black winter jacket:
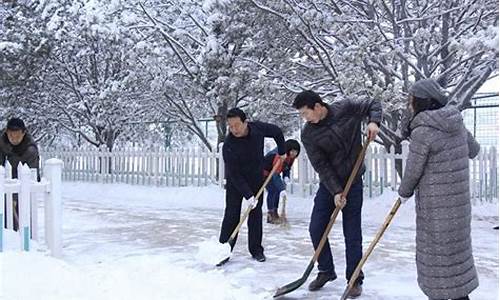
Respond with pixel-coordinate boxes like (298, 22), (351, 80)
(301, 98), (382, 196)
(0, 130), (40, 179)
(223, 121), (285, 199)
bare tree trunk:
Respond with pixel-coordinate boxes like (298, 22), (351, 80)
(216, 101), (228, 145)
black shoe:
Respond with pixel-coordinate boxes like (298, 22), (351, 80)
(308, 272), (337, 291)
(252, 253), (266, 262)
(347, 282), (362, 298)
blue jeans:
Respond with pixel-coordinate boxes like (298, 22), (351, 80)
(309, 180), (364, 283)
(265, 174), (285, 211)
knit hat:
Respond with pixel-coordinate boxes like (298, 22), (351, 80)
(409, 79), (448, 105)
(6, 117), (26, 130)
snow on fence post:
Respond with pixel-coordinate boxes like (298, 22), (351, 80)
(218, 143), (225, 188)
(117, 148), (124, 183)
(0, 166), (4, 252)
(107, 147), (112, 183)
(5, 160), (13, 229)
(165, 148), (170, 187)
(185, 148), (191, 186)
(109, 148), (114, 183)
(373, 146), (379, 192)
(192, 148), (197, 186)
(196, 148), (201, 187)
(492, 147), (498, 200)
(479, 149), (484, 202)
(173, 148), (178, 186)
(208, 147), (213, 185)
(98, 145), (105, 183)
(383, 146), (388, 187)
(126, 147), (132, 185)
(489, 147), (497, 202)
(201, 147), (206, 186)
(298, 149), (308, 198)
(366, 146), (373, 198)
(145, 148), (151, 185)
(179, 148), (183, 185)
(84, 149), (89, 181)
(380, 147), (386, 195)
(161, 148), (167, 186)
(187, 148), (193, 186)
(154, 146), (160, 186)
(44, 158), (63, 257)
(390, 145), (397, 191)
(483, 150), (488, 203)
(19, 164), (31, 251)
(30, 168), (39, 241)
(471, 153), (478, 204)
(175, 148), (180, 186)
(4, 160), (14, 229)
(212, 149), (217, 184)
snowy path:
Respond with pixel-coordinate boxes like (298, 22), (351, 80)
(3, 182), (498, 299)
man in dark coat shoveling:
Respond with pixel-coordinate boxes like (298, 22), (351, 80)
(218, 108), (286, 263)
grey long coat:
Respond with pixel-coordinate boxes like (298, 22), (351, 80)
(398, 106), (480, 299)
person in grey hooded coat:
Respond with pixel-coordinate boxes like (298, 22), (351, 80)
(398, 79), (480, 300)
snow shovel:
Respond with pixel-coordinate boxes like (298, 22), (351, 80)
(279, 193), (290, 229)
(340, 197), (402, 300)
(273, 140), (370, 298)
(216, 159), (283, 266)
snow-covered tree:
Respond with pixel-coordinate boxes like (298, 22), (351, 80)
(0, 1), (55, 142)
(2, 0), (497, 154)
(134, 0), (297, 149)
(39, 0), (158, 150)
(250, 0), (498, 154)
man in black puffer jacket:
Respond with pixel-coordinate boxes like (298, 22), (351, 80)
(0, 117), (40, 231)
(293, 91), (382, 298)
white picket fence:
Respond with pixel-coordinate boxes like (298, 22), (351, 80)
(286, 142), (498, 203)
(0, 159), (63, 257)
(361, 143), (498, 203)
(41, 146), (221, 187)
(41, 143), (498, 203)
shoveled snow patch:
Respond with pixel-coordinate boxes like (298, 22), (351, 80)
(195, 237), (232, 265)
(1, 250), (263, 300)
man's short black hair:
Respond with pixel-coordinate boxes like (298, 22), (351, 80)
(293, 90), (325, 110)
(7, 117), (26, 131)
(227, 107), (247, 122)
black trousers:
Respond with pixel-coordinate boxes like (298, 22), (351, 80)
(219, 181), (264, 256)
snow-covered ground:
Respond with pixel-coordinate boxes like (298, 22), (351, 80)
(1, 182), (498, 299)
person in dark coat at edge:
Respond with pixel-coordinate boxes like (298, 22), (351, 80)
(292, 90), (382, 298)
(219, 108), (286, 262)
(398, 79), (479, 300)
(0, 117), (40, 231)
(262, 139), (300, 224)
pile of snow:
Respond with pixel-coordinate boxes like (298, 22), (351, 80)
(1, 249), (262, 300)
(195, 237), (232, 266)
